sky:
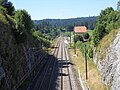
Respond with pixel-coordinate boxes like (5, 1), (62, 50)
(9, 0), (118, 20)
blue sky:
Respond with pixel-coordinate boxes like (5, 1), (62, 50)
(9, 0), (118, 20)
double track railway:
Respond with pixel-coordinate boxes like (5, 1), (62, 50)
(27, 37), (80, 90)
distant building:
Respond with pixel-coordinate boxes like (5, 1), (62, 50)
(74, 26), (87, 33)
(74, 26), (88, 42)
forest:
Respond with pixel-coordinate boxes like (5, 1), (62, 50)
(34, 16), (97, 30)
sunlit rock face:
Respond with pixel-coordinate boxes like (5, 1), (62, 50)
(110, 31), (120, 90)
(93, 31), (120, 90)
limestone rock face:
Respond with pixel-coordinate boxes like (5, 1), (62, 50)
(93, 31), (120, 90)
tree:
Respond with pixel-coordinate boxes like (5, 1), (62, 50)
(93, 7), (120, 46)
(83, 33), (90, 39)
(2, 1), (15, 15)
(93, 30), (100, 46)
(66, 25), (74, 32)
(0, 5), (6, 13)
(0, 0), (15, 16)
(75, 34), (83, 42)
(14, 10), (34, 43)
(14, 10), (33, 33)
(117, 0), (120, 11)
(0, 0), (7, 5)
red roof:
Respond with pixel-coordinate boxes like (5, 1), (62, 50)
(74, 26), (87, 33)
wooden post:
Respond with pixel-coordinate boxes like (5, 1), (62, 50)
(84, 44), (88, 80)
(74, 32), (76, 54)
(70, 31), (71, 47)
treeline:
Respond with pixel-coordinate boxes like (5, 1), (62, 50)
(34, 16), (97, 30)
(34, 17), (97, 40)
(34, 21), (61, 41)
(93, 7), (120, 46)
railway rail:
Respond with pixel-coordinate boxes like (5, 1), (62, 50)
(27, 37), (81, 90)
(59, 37), (73, 90)
(28, 37), (62, 90)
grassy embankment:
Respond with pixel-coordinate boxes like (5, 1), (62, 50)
(96, 29), (119, 60)
(69, 49), (106, 90)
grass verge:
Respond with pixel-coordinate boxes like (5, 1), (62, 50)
(69, 49), (106, 90)
(96, 29), (119, 60)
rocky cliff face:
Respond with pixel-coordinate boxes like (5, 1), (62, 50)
(0, 18), (43, 90)
(93, 30), (120, 90)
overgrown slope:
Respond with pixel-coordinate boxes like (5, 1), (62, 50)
(93, 29), (120, 90)
(0, 13), (45, 90)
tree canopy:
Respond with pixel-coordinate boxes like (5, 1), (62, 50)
(14, 10), (33, 33)
(0, 0), (7, 5)
(117, 0), (120, 11)
(3, 1), (15, 15)
(93, 7), (120, 46)
(13, 10), (34, 43)
(0, 0), (15, 15)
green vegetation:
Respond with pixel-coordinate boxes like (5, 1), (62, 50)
(87, 30), (94, 36)
(14, 10), (34, 33)
(34, 20), (61, 49)
(74, 29), (93, 59)
(0, 0), (52, 48)
(34, 16), (97, 30)
(0, 0), (120, 90)
(74, 6), (120, 60)
(0, 0), (15, 15)
(32, 30), (51, 48)
(13, 10), (34, 43)
(2, 1), (15, 16)
(93, 7), (120, 46)
(0, 0), (6, 5)
(0, 1), (58, 89)
(0, 5), (6, 13)
(70, 2), (120, 90)
(69, 49), (106, 90)
(96, 29), (119, 60)
(83, 32), (90, 39)
(0, 13), (8, 24)
(117, 0), (120, 11)
(36, 21), (60, 40)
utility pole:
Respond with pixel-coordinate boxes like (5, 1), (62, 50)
(70, 31), (71, 47)
(84, 44), (88, 80)
(74, 32), (76, 54)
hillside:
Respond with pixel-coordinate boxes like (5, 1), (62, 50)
(34, 16), (97, 30)
(0, 13), (48, 90)
(93, 29), (120, 90)
(0, 1), (50, 89)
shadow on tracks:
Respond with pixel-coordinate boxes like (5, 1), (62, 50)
(21, 51), (74, 90)
(52, 59), (74, 90)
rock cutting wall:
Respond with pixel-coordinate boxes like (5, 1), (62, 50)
(0, 21), (43, 89)
(93, 30), (120, 90)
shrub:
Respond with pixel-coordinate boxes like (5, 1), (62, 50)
(87, 45), (93, 58)
(0, 13), (8, 24)
(83, 32), (90, 39)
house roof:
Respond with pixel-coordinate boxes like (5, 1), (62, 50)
(74, 26), (87, 33)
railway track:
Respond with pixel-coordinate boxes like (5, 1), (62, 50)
(28, 37), (62, 90)
(27, 37), (80, 90)
(38, 38), (61, 90)
(59, 37), (72, 90)
(58, 37), (79, 90)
